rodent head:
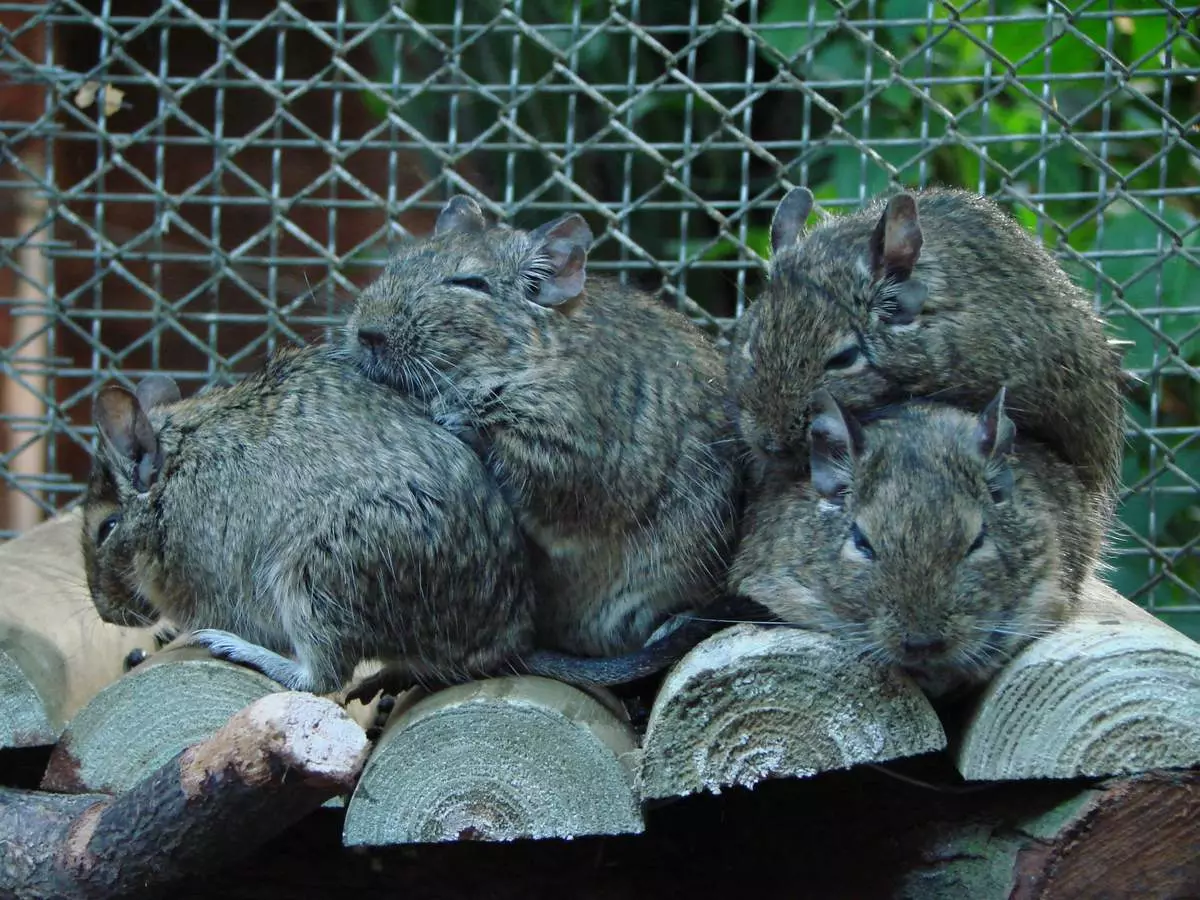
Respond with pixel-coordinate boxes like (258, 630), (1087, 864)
(81, 375), (179, 628)
(729, 187), (931, 477)
(346, 195), (594, 404)
(737, 387), (1066, 696)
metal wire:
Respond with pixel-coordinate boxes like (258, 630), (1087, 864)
(1, 0), (1197, 623)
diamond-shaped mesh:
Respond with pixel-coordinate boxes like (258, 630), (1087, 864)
(2, 1), (1197, 632)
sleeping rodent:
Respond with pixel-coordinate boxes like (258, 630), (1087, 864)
(343, 195), (742, 660)
(729, 186), (1126, 513)
(83, 343), (715, 696)
(729, 387), (1103, 698)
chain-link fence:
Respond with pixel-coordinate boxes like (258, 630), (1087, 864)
(2, 1), (1197, 633)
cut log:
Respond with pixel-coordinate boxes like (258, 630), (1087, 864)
(956, 577), (1200, 781)
(342, 676), (643, 845)
(896, 770), (1200, 900)
(0, 691), (368, 900)
(638, 623), (946, 801)
(41, 647), (281, 793)
(0, 510), (158, 748)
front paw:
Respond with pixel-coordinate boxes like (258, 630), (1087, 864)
(188, 629), (316, 692)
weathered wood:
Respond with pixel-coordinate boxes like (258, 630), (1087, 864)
(896, 770), (1200, 899)
(41, 647), (280, 793)
(342, 676), (643, 845)
(957, 577), (1200, 781)
(638, 623), (947, 800)
(0, 691), (369, 900)
(0, 510), (157, 748)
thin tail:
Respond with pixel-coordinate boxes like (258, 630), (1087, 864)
(518, 595), (768, 688)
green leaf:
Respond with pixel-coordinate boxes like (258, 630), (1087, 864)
(1088, 205), (1198, 371)
(758, 0), (838, 61)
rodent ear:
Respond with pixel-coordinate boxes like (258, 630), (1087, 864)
(870, 192), (923, 280)
(526, 214), (594, 308)
(93, 385), (163, 492)
(977, 386), (1016, 460)
(135, 374), (180, 411)
(770, 187), (814, 257)
(808, 389), (863, 503)
(434, 195), (488, 236)
(977, 387), (1017, 503)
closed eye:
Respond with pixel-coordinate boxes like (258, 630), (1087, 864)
(97, 513), (121, 546)
(825, 344), (861, 371)
(967, 524), (987, 555)
(850, 522), (875, 560)
(446, 275), (492, 296)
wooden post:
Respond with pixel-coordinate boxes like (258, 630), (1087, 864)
(956, 577), (1200, 781)
(41, 647), (281, 794)
(638, 624), (947, 801)
(896, 770), (1200, 899)
(0, 510), (158, 748)
(0, 692), (369, 900)
(342, 676), (643, 845)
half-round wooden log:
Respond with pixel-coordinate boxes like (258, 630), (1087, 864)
(956, 578), (1200, 781)
(1, 692), (368, 900)
(342, 676), (643, 845)
(638, 624), (947, 801)
(41, 646), (280, 793)
(0, 510), (157, 747)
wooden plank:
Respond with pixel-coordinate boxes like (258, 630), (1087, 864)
(956, 577), (1200, 781)
(0, 692), (368, 900)
(0, 511), (158, 747)
(342, 676), (643, 845)
(638, 623), (947, 801)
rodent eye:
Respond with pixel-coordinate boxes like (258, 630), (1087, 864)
(825, 344), (861, 371)
(850, 523), (875, 560)
(967, 524), (988, 555)
(97, 513), (121, 546)
(446, 275), (492, 296)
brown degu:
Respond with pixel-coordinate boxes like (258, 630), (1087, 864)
(82, 343), (540, 695)
(344, 195), (741, 659)
(730, 387), (1102, 698)
(729, 186), (1126, 512)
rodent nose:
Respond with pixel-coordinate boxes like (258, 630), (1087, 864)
(357, 327), (387, 353)
(901, 634), (948, 657)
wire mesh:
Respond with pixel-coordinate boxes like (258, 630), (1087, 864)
(1, 1), (1197, 632)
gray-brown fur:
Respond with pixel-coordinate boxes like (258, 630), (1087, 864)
(81, 344), (536, 694)
(729, 186), (1126, 515)
(344, 196), (740, 657)
(730, 388), (1102, 698)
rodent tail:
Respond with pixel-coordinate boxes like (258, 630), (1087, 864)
(519, 596), (764, 688)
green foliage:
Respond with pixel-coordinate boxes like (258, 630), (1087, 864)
(347, 0), (1199, 619)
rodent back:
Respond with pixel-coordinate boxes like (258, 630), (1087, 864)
(731, 389), (1090, 694)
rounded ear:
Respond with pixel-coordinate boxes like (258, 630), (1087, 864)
(770, 187), (814, 257)
(93, 385), (163, 491)
(529, 212), (594, 251)
(869, 192), (923, 280)
(977, 387), (1016, 504)
(976, 386), (1015, 459)
(135, 374), (180, 411)
(808, 389), (864, 503)
(435, 195), (488, 236)
(525, 214), (594, 308)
